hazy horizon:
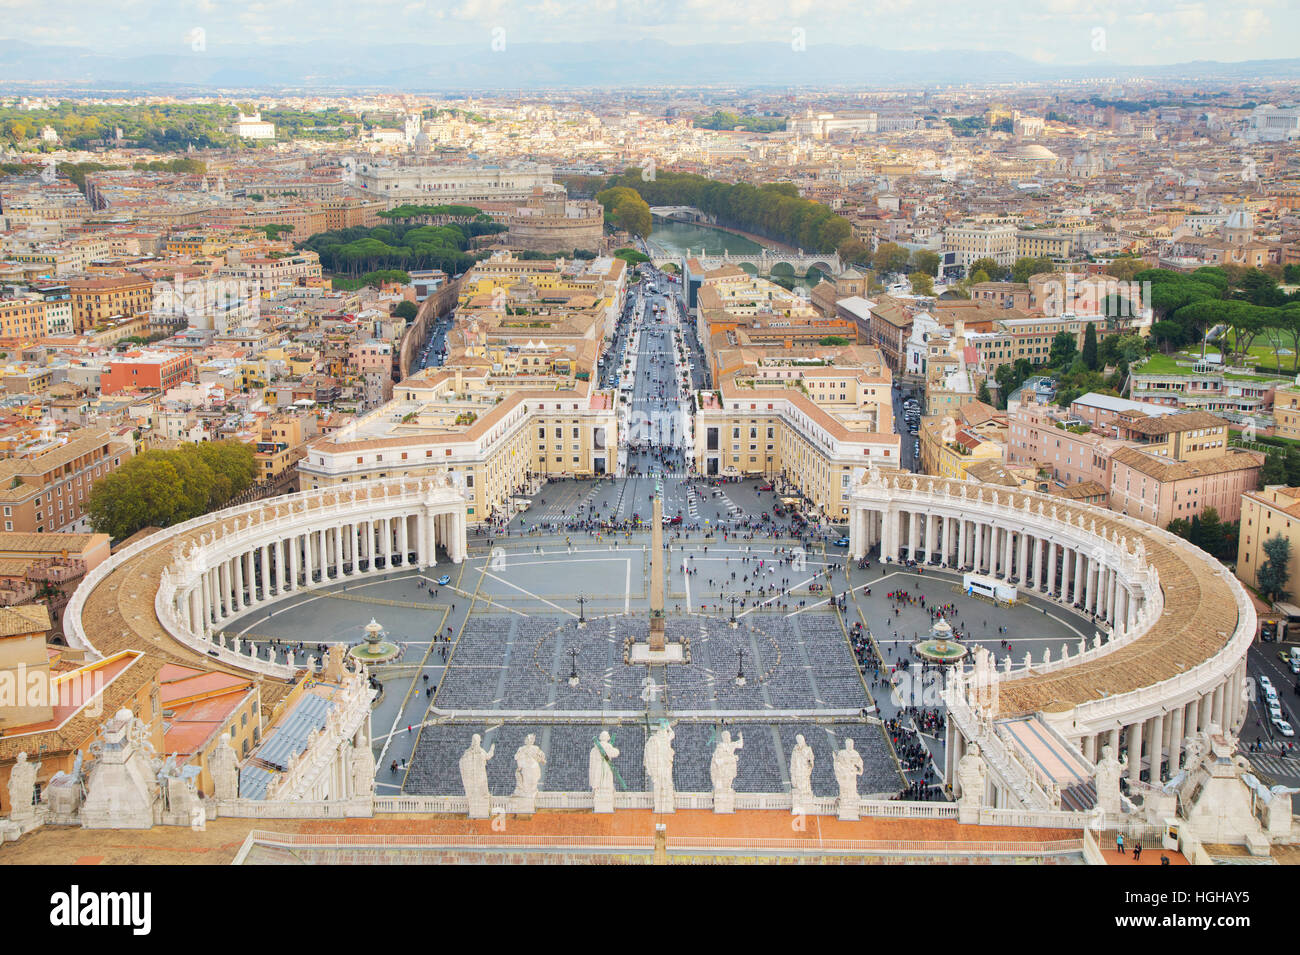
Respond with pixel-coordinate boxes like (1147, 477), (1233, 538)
(1, 0), (1295, 70)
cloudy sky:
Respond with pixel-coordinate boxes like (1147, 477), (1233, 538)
(2, 0), (1294, 66)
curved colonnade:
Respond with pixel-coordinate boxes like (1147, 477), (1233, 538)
(64, 477), (469, 695)
(847, 469), (1255, 808)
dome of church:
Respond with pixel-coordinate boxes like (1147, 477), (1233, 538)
(1225, 207), (1253, 232)
(1008, 144), (1057, 161)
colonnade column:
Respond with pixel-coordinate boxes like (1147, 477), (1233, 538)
(1168, 705), (1185, 774)
(1047, 542), (1058, 596)
(1126, 723), (1142, 785)
(1146, 712), (1164, 783)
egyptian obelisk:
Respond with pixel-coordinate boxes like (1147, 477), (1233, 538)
(649, 484), (666, 651)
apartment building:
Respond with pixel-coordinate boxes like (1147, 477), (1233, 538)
(1239, 486), (1300, 605)
(1273, 381), (1300, 441)
(1130, 364), (1276, 421)
(0, 427), (133, 534)
(1015, 231), (1075, 261)
(1109, 445), (1262, 525)
(68, 275), (153, 333)
(0, 298), (47, 341)
(942, 223), (1018, 271)
(100, 351), (198, 395)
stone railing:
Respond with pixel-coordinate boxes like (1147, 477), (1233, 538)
(946, 689), (1057, 811)
(216, 798), (375, 819)
(66, 473), (465, 667)
(862, 471), (1253, 736)
(155, 566), (296, 679)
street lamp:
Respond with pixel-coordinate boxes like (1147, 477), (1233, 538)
(577, 594), (587, 627)
(728, 594), (738, 628)
(735, 648), (746, 686)
(568, 646), (580, 686)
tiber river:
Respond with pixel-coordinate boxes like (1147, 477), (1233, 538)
(646, 220), (822, 288)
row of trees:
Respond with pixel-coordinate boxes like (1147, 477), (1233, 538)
(378, 204), (489, 222)
(606, 169), (851, 253)
(1167, 507), (1240, 565)
(595, 187), (653, 237)
(87, 442), (257, 541)
(1142, 266), (1300, 369)
(0, 103), (408, 151)
(299, 222), (490, 277)
(693, 111), (786, 133)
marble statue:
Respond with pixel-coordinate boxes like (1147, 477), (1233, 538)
(459, 733), (495, 818)
(956, 743), (987, 822)
(710, 730), (744, 813)
(210, 735), (239, 801)
(589, 730), (620, 813)
(7, 751), (39, 822)
(349, 726), (376, 800)
(790, 734), (815, 811)
(1094, 744), (1126, 815)
(833, 739), (864, 820)
(512, 733), (546, 807)
(644, 725), (676, 813)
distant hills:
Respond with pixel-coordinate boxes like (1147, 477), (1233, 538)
(2, 39), (1299, 91)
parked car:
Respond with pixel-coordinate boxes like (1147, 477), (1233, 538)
(834, 537), (851, 547)
(758, 482), (773, 491)
(1274, 716), (1295, 737)
(436, 574), (451, 586)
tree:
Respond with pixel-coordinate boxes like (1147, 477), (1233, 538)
(818, 336), (850, 346)
(1049, 330), (1077, 367)
(1260, 452), (1289, 488)
(1197, 507), (1225, 557)
(910, 249), (940, 276)
(871, 242), (910, 276)
(968, 257), (1004, 281)
(1104, 257), (1144, 282)
(1011, 256), (1055, 284)
(87, 441), (257, 540)
(1082, 323), (1099, 371)
(595, 186), (652, 237)
(977, 381), (992, 405)
(910, 272), (935, 296)
(392, 300), (418, 321)
(837, 239), (869, 267)
(1257, 535), (1292, 602)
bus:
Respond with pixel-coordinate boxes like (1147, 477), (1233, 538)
(963, 573), (1017, 604)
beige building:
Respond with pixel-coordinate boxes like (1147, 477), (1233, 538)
(693, 351), (899, 520)
(298, 366), (617, 523)
(1239, 486), (1300, 604)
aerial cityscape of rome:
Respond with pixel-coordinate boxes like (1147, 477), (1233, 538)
(1, 0), (1300, 897)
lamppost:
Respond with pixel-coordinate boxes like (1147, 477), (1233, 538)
(728, 593), (738, 628)
(568, 646), (580, 686)
(735, 648), (746, 686)
(577, 594), (587, 628)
